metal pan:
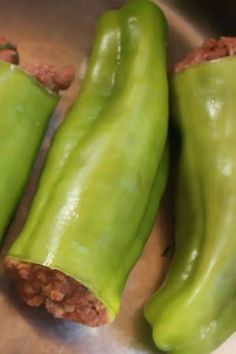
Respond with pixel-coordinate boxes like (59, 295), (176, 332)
(0, 0), (234, 353)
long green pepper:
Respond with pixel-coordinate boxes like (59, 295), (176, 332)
(0, 62), (58, 241)
(145, 56), (236, 353)
(6, 0), (168, 323)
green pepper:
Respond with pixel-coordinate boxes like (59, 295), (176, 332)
(169, 294), (236, 354)
(15, 9), (122, 220)
(0, 62), (58, 241)
(5, 0), (168, 324)
(144, 55), (236, 352)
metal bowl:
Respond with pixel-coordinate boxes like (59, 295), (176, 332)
(0, 1), (234, 353)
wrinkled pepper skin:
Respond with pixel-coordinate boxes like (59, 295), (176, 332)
(6, 0), (168, 322)
(144, 56), (236, 353)
(0, 62), (58, 240)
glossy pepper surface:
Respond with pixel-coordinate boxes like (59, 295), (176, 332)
(144, 56), (236, 353)
(0, 62), (58, 241)
(6, 0), (168, 322)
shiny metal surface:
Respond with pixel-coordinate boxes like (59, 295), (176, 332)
(0, 1), (234, 353)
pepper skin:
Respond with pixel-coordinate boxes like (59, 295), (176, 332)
(5, 0), (168, 323)
(144, 55), (236, 352)
(0, 62), (58, 241)
(169, 294), (236, 354)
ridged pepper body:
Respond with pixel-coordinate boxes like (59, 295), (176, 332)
(6, 0), (168, 322)
(144, 56), (236, 353)
(0, 62), (58, 240)
(169, 293), (236, 354)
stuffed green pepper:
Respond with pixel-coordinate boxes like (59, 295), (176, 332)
(4, 0), (169, 327)
(0, 38), (74, 242)
(144, 37), (236, 353)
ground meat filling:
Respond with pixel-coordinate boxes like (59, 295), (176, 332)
(0, 37), (74, 92)
(4, 258), (109, 327)
(0, 37), (19, 64)
(23, 64), (75, 92)
(175, 36), (236, 73)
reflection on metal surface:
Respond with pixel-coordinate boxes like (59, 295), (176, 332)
(158, 0), (206, 45)
(0, 0), (235, 353)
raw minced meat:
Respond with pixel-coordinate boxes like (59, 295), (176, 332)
(175, 36), (236, 73)
(0, 36), (75, 91)
(4, 257), (109, 327)
(23, 64), (75, 92)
